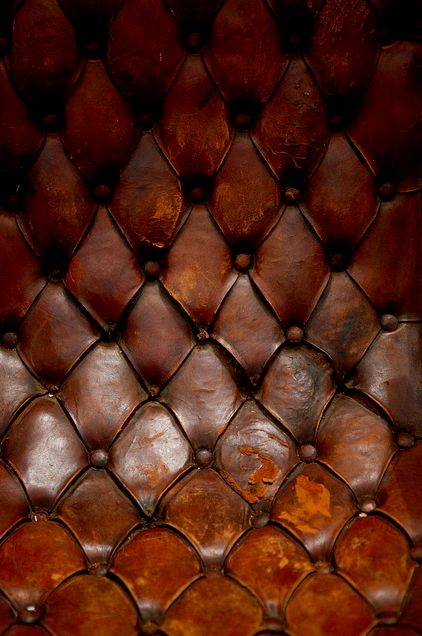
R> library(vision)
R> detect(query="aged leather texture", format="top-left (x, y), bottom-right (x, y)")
top-left (0, 0), bottom-right (421, 634)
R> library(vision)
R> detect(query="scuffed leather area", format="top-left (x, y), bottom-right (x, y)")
top-left (0, 0), bottom-right (421, 634)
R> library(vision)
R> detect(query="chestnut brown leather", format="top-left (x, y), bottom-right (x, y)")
top-left (0, 0), bottom-right (421, 634)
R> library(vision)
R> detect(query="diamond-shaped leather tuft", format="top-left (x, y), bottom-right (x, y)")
top-left (0, 0), bottom-right (421, 634)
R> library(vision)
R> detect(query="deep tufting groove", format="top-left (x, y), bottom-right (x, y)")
top-left (0, 0), bottom-right (421, 634)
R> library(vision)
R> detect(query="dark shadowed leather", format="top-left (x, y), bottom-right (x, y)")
top-left (0, 0), bottom-right (421, 634)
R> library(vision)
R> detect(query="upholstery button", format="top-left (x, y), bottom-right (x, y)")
top-left (234, 253), bottom-right (252, 272)
top-left (138, 111), bottom-right (157, 131)
top-left (315, 561), bottom-right (333, 574)
top-left (196, 327), bottom-right (209, 342)
top-left (250, 374), bottom-right (260, 387)
top-left (263, 617), bottom-right (285, 632)
top-left (90, 449), bottom-right (109, 468)
top-left (329, 252), bottom-right (347, 271)
top-left (326, 95), bottom-right (358, 131)
top-left (144, 260), bottom-right (161, 279)
top-left (358, 497), bottom-right (377, 513)
top-left (286, 325), bottom-right (304, 344)
top-left (1, 331), bottom-right (18, 349)
top-left (140, 619), bottom-right (162, 635)
top-left (285, 33), bottom-right (303, 52)
top-left (183, 177), bottom-right (212, 203)
top-left (189, 185), bottom-right (207, 203)
top-left (380, 313), bottom-right (398, 332)
top-left (283, 186), bottom-right (302, 205)
top-left (149, 384), bottom-right (161, 397)
top-left (93, 184), bottom-right (112, 202)
top-left (378, 182), bottom-right (396, 201)
top-left (41, 113), bottom-right (61, 131)
top-left (251, 511), bottom-right (270, 528)
top-left (49, 265), bottom-right (65, 281)
top-left (411, 543), bottom-right (422, 562)
top-left (85, 39), bottom-right (102, 58)
top-left (195, 448), bottom-right (214, 468)
top-left (396, 431), bottom-right (415, 448)
top-left (205, 563), bottom-right (223, 576)
top-left (31, 510), bottom-right (49, 522)
top-left (184, 31), bottom-right (204, 53)
top-left (328, 113), bottom-right (347, 131)
top-left (101, 323), bottom-right (117, 342)
top-left (230, 101), bottom-right (260, 129)
top-left (18, 605), bottom-right (44, 624)
top-left (233, 111), bottom-right (254, 129)
top-left (89, 562), bottom-right (108, 576)
top-left (376, 609), bottom-right (397, 625)
top-left (298, 444), bottom-right (318, 463)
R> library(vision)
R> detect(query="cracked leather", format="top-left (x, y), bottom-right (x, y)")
top-left (0, 0), bottom-right (421, 634)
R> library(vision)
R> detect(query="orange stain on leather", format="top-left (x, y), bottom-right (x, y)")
top-left (276, 474), bottom-right (332, 534)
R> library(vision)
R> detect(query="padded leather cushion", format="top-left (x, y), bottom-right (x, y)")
top-left (0, 0), bottom-right (421, 634)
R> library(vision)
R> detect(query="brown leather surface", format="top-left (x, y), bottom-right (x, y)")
top-left (0, 0), bottom-right (421, 634)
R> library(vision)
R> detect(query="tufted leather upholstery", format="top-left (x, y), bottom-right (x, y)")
top-left (0, 0), bottom-right (421, 634)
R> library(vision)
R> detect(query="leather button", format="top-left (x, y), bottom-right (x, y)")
top-left (284, 33), bottom-right (304, 53)
top-left (411, 543), bottom-right (422, 562)
top-left (48, 265), bottom-right (65, 281)
top-left (101, 323), bottom-right (117, 342)
top-left (140, 619), bottom-right (162, 635)
top-left (396, 431), bottom-right (415, 448)
top-left (149, 384), bottom-right (161, 397)
top-left (283, 187), bottom-right (302, 205)
top-left (234, 253), bottom-right (252, 272)
top-left (41, 113), bottom-right (61, 131)
top-left (263, 617), bottom-right (285, 632)
top-left (315, 561), bottom-right (333, 574)
top-left (138, 110), bottom-right (157, 131)
top-left (30, 511), bottom-right (49, 522)
top-left (84, 39), bottom-right (102, 58)
top-left (378, 182), bottom-right (396, 201)
top-left (1, 331), bottom-right (18, 349)
top-left (189, 185), bottom-right (207, 203)
top-left (18, 605), bottom-right (44, 624)
top-left (380, 313), bottom-right (398, 332)
top-left (184, 31), bottom-right (204, 53)
top-left (196, 327), bottom-right (209, 342)
top-left (251, 511), bottom-right (270, 528)
top-left (328, 113), bottom-right (347, 131)
top-left (329, 252), bottom-right (347, 271)
top-left (89, 562), bottom-right (108, 576)
top-left (144, 260), bottom-right (161, 279)
top-left (358, 497), bottom-right (377, 513)
top-left (376, 609), bottom-right (397, 624)
top-left (93, 184), bottom-right (112, 202)
top-left (286, 325), bottom-right (304, 344)
top-left (250, 374), bottom-right (260, 387)
top-left (184, 177), bottom-right (213, 202)
top-left (230, 102), bottom-right (260, 130)
top-left (298, 444), bottom-right (318, 463)
top-left (195, 448), bottom-right (214, 468)
top-left (90, 449), bottom-right (109, 468)
top-left (233, 111), bottom-right (254, 129)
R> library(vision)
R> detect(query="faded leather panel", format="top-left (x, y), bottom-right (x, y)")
top-left (0, 0), bottom-right (421, 634)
